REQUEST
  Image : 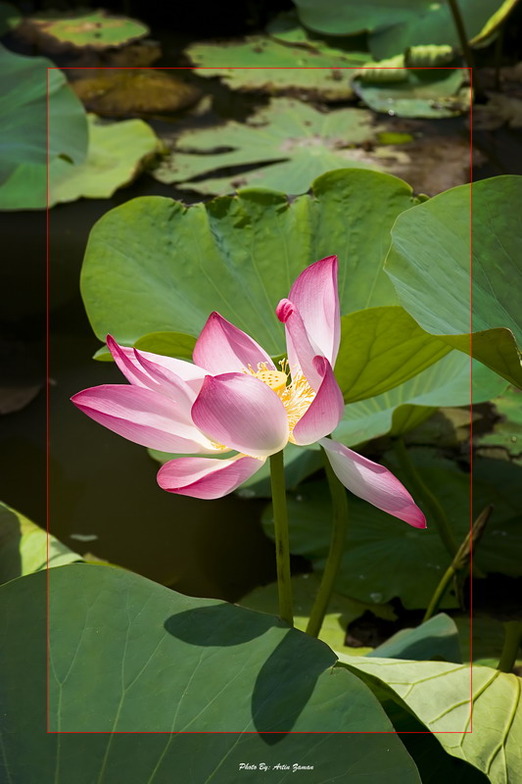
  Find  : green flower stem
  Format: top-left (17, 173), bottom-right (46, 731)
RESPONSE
top-left (422, 562), bottom-right (457, 623)
top-left (306, 449), bottom-right (348, 638)
top-left (494, 24), bottom-right (504, 91)
top-left (392, 437), bottom-right (459, 559)
top-left (447, 0), bottom-right (475, 66)
top-left (423, 504), bottom-right (492, 623)
top-left (447, 0), bottom-right (483, 96)
top-left (498, 621), bottom-right (522, 673)
top-left (269, 450), bottom-right (294, 626)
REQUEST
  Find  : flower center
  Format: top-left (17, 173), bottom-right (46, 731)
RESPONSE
top-left (253, 368), bottom-right (288, 394)
top-left (247, 362), bottom-right (316, 441)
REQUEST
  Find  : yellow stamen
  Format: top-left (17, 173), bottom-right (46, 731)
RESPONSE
top-left (245, 360), bottom-right (316, 440)
top-left (255, 369), bottom-right (288, 393)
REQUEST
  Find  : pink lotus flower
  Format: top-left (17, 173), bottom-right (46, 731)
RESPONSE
top-left (72, 256), bottom-right (426, 528)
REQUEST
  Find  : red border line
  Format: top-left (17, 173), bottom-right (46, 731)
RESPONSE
top-left (468, 65), bottom-right (474, 734)
top-left (46, 64), bottom-right (474, 736)
top-left (46, 64), bottom-right (51, 736)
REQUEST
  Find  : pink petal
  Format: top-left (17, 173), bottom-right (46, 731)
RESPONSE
top-left (276, 299), bottom-right (322, 389)
top-left (292, 357), bottom-right (344, 445)
top-left (107, 335), bottom-right (206, 395)
top-left (157, 454), bottom-right (264, 499)
top-left (106, 337), bottom-right (197, 417)
top-left (287, 256), bottom-right (340, 365)
top-left (193, 312), bottom-right (274, 375)
top-left (133, 351), bottom-right (197, 411)
top-left (191, 373), bottom-right (289, 458)
top-left (319, 438), bottom-right (427, 528)
top-left (71, 385), bottom-right (217, 454)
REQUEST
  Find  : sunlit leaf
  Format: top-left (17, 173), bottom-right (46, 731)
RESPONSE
top-left (340, 655), bottom-right (522, 784)
top-left (386, 175), bottom-right (522, 387)
top-left (334, 353), bottom-right (508, 446)
top-left (0, 502), bottom-right (81, 585)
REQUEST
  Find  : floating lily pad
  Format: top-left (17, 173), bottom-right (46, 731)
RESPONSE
top-left (240, 573), bottom-right (396, 654)
top-left (81, 169), bottom-right (420, 356)
top-left (354, 68), bottom-right (470, 119)
top-left (154, 97), bottom-right (399, 195)
top-left (186, 36), bottom-right (371, 100)
top-left (0, 44), bottom-right (87, 205)
top-left (49, 114), bottom-right (161, 205)
top-left (334, 352), bottom-right (508, 447)
top-left (293, 0), bottom-right (519, 60)
top-left (3, 112), bottom-right (161, 209)
top-left (0, 502), bottom-right (81, 585)
top-left (386, 175), bottom-right (522, 388)
top-left (72, 69), bottom-right (201, 118)
top-left (369, 613), bottom-right (462, 662)
top-left (263, 454), bottom-right (522, 609)
top-left (475, 386), bottom-right (522, 463)
top-left (340, 655), bottom-right (522, 783)
top-left (19, 9), bottom-right (148, 52)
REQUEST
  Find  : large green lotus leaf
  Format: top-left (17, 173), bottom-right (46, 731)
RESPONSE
top-left (0, 575), bottom-right (422, 780)
top-left (353, 69), bottom-right (470, 119)
top-left (241, 573), bottom-right (396, 654)
top-left (386, 175), bottom-right (522, 387)
top-left (2, 565), bottom-right (413, 749)
top-left (186, 36), bottom-right (371, 100)
top-left (263, 454), bottom-right (522, 608)
top-left (339, 655), bottom-right (522, 784)
top-left (154, 98), bottom-right (386, 195)
top-left (50, 113), bottom-right (160, 205)
top-left (335, 353), bottom-right (508, 446)
top-left (81, 169), bottom-right (419, 355)
top-left (22, 9), bottom-right (148, 50)
top-left (0, 45), bottom-right (87, 187)
top-left (0, 502), bottom-right (80, 585)
top-left (293, 0), bottom-right (518, 59)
